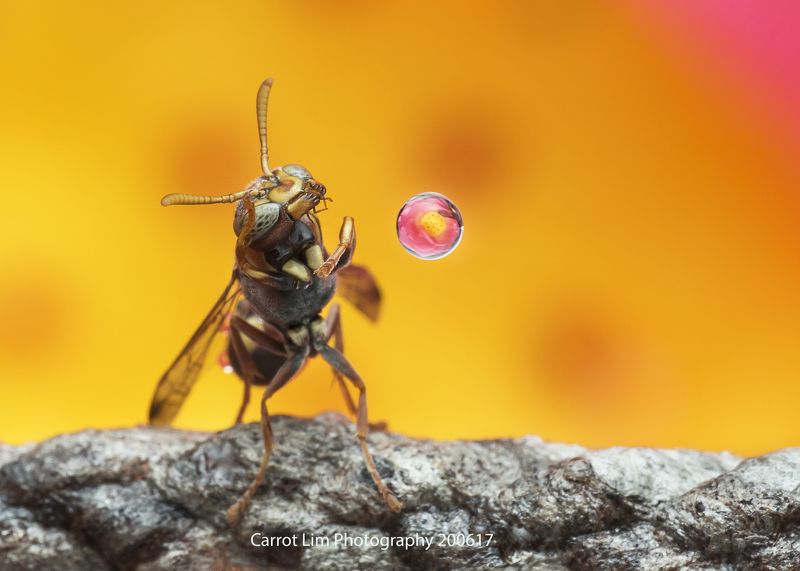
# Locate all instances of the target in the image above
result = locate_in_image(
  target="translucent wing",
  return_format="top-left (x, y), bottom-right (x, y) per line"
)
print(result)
top-left (336, 263), bottom-right (381, 322)
top-left (149, 271), bottom-right (242, 426)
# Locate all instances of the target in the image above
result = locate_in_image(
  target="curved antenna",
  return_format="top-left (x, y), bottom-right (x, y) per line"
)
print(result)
top-left (256, 78), bottom-right (273, 176)
top-left (160, 188), bottom-right (260, 206)
top-left (160, 79), bottom-right (276, 207)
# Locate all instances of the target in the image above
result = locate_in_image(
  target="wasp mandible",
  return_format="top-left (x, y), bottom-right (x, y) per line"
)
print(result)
top-left (149, 79), bottom-right (402, 524)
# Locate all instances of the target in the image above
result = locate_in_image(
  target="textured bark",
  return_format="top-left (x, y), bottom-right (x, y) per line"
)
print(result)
top-left (0, 414), bottom-right (798, 570)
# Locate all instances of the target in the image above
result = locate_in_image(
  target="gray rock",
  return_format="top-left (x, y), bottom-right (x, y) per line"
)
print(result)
top-left (0, 413), bottom-right (797, 570)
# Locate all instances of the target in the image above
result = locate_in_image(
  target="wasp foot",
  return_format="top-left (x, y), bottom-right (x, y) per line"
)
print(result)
top-left (315, 260), bottom-right (336, 278)
top-left (227, 502), bottom-right (244, 526)
top-left (383, 489), bottom-right (403, 513)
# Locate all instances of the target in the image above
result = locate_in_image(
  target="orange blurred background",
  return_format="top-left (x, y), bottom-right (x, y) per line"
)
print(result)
top-left (2, 1), bottom-right (800, 455)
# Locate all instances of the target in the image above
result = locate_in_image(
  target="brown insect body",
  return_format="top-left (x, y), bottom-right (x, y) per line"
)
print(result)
top-left (149, 79), bottom-right (401, 524)
top-left (240, 268), bottom-right (336, 329)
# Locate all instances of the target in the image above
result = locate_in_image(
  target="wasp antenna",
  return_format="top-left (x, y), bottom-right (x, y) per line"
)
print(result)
top-left (257, 78), bottom-right (274, 176)
top-left (160, 189), bottom-right (257, 206)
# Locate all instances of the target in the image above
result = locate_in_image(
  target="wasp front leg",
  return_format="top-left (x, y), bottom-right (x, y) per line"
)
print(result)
top-left (325, 303), bottom-right (388, 431)
top-left (315, 216), bottom-right (355, 278)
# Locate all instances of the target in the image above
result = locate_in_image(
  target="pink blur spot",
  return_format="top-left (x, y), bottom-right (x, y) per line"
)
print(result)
top-left (397, 193), bottom-right (464, 260)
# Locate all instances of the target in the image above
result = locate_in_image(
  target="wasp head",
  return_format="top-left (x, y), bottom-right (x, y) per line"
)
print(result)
top-left (267, 164), bottom-right (331, 213)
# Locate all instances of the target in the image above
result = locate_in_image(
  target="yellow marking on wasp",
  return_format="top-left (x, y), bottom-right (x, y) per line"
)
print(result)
top-left (305, 244), bottom-right (324, 270)
top-left (281, 259), bottom-right (311, 282)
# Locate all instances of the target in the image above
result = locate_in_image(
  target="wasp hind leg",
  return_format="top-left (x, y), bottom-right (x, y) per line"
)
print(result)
top-left (324, 304), bottom-right (356, 416)
top-left (226, 317), bottom-right (297, 526)
top-left (228, 315), bottom-right (287, 424)
top-left (324, 305), bottom-right (387, 432)
top-left (227, 347), bottom-right (308, 525)
top-left (318, 344), bottom-right (402, 512)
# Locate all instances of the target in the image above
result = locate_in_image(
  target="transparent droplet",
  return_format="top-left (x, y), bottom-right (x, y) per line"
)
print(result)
top-left (396, 192), bottom-right (463, 260)
top-left (218, 350), bottom-right (234, 374)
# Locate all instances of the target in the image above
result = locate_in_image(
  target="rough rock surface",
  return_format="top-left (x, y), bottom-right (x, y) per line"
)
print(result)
top-left (0, 414), bottom-right (798, 570)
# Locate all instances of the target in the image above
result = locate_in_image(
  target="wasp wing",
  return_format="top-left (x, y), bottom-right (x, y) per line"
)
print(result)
top-left (149, 271), bottom-right (242, 426)
top-left (336, 263), bottom-right (381, 322)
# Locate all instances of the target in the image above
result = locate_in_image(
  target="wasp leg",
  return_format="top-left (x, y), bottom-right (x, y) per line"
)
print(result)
top-left (325, 305), bottom-right (387, 432)
top-left (228, 316), bottom-right (287, 424)
top-left (238, 265), bottom-right (298, 289)
top-left (315, 216), bottom-right (355, 278)
top-left (227, 347), bottom-right (309, 525)
top-left (319, 345), bottom-right (402, 512)
top-left (323, 304), bottom-right (356, 416)
top-left (229, 326), bottom-right (262, 425)
top-left (235, 380), bottom-right (249, 425)
top-left (230, 315), bottom-right (286, 353)
top-left (306, 212), bottom-right (323, 248)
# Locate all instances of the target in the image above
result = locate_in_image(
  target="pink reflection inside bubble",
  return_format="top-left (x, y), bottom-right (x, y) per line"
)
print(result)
top-left (396, 192), bottom-right (463, 259)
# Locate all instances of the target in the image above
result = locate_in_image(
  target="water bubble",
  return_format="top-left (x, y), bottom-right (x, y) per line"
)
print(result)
top-left (396, 192), bottom-right (463, 259)
top-left (218, 350), bottom-right (234, 374)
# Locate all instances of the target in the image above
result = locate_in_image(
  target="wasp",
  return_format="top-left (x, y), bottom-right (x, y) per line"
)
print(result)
top-left (148, 79), bottom-right (402, 524)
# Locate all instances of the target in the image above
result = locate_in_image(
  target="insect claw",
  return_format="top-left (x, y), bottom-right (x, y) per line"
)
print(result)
top-left (315, 261), bottom-right (335, 278)
top-left (312, 196), bottom-right (332, 214)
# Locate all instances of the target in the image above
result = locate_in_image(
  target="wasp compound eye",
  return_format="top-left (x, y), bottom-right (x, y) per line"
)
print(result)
top-left (396, 192), bottom-right (463, 260)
